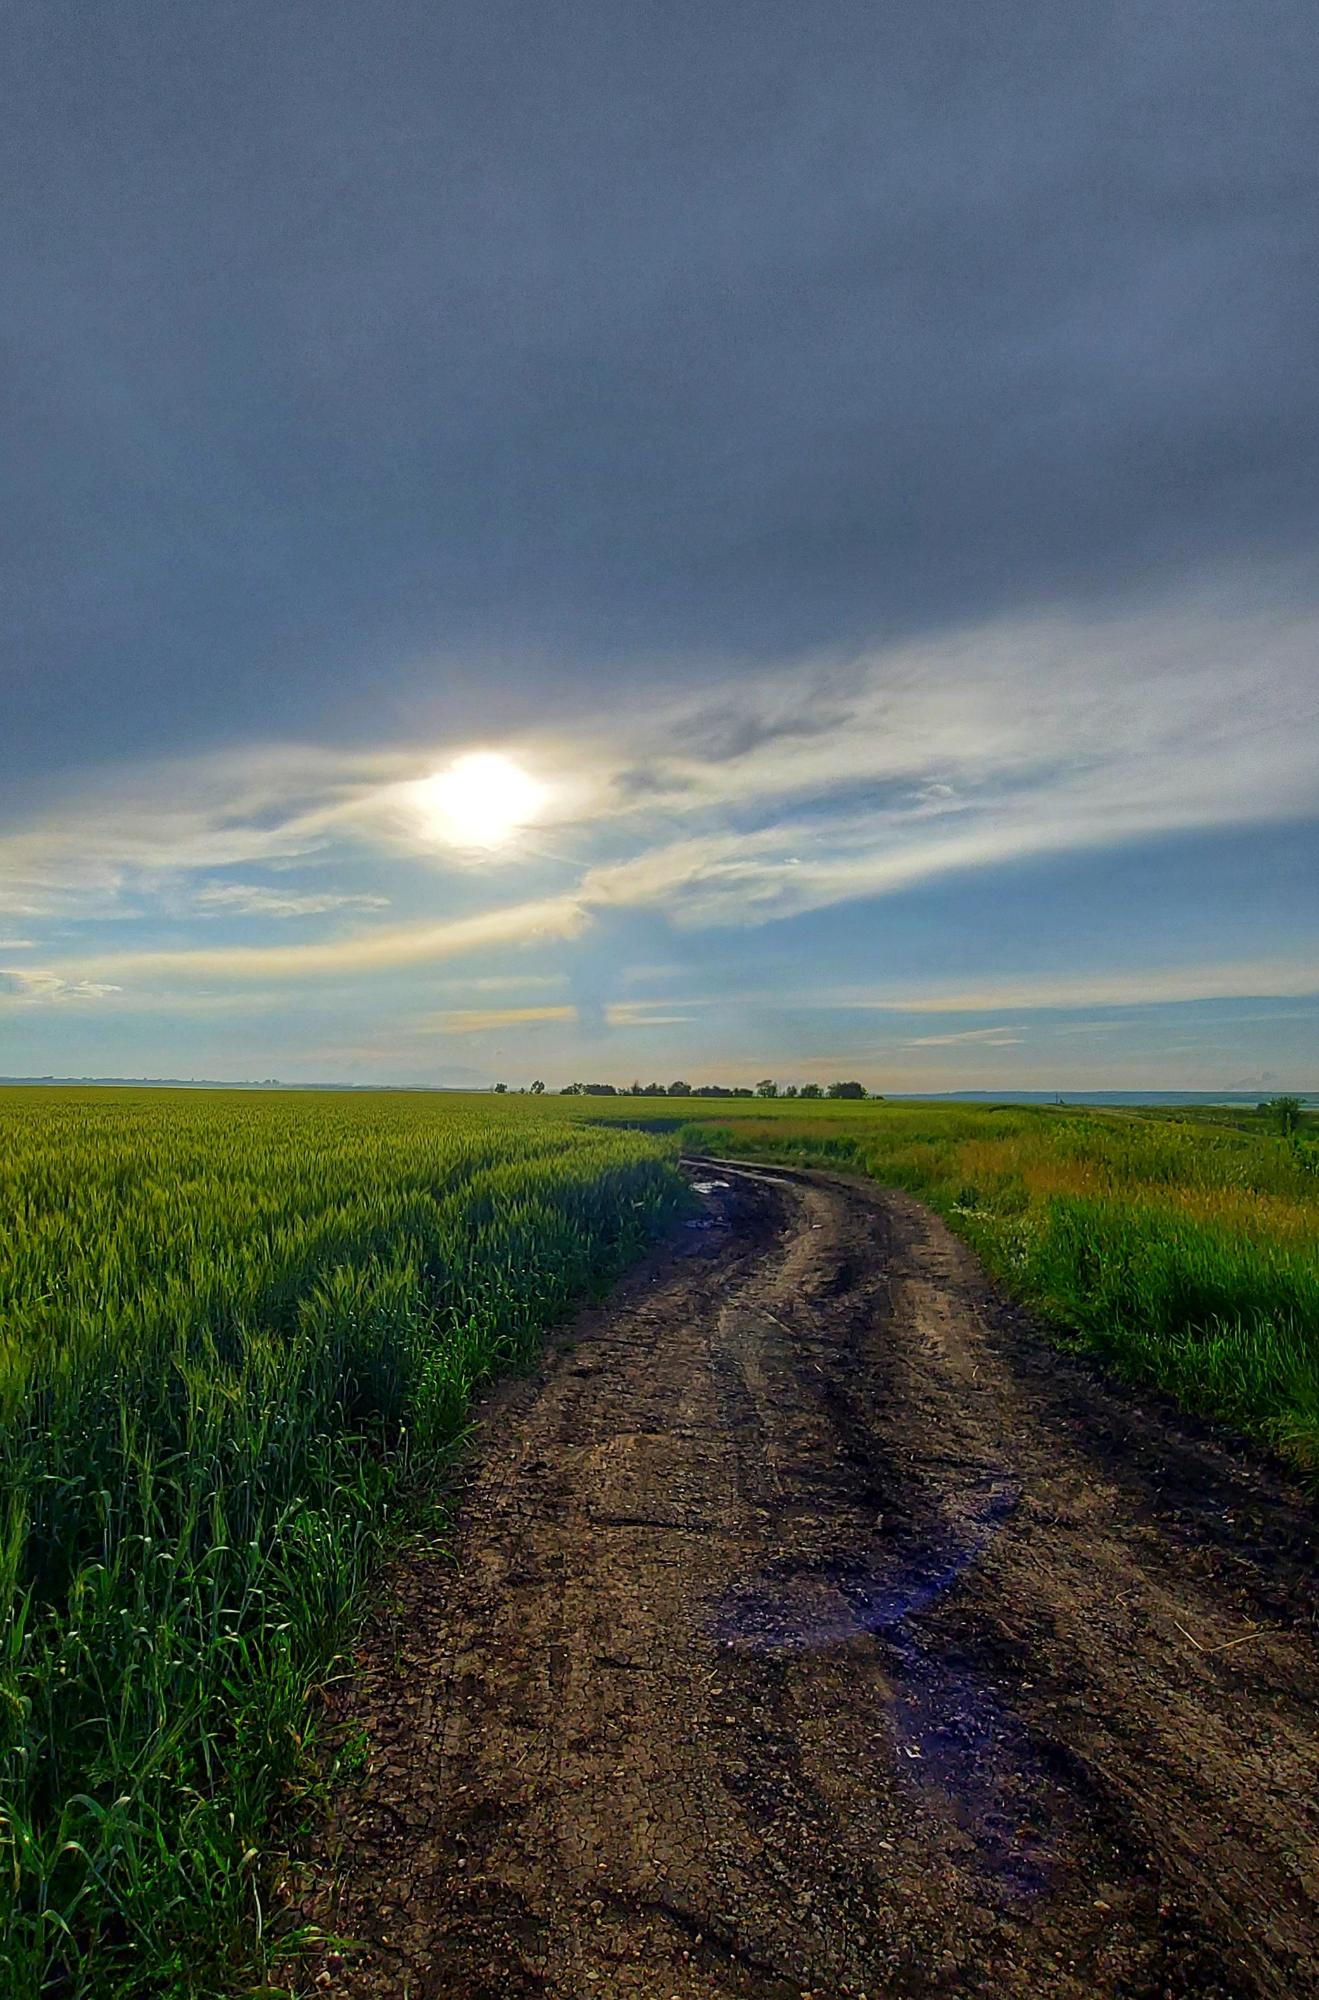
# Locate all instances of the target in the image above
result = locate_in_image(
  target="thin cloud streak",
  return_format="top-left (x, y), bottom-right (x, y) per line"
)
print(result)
top-left (605, 1004), bottom-right (698, 1028)
top-left (25, 896), bottom-right (586, 983)
top-left (194, 884), bottom-right (392, 918)
top-left (817, 959), bottom-right (1319, 1015)
top-left (904, 1027), bottom-right (1024, 1047)
top-left (0, 971), bottom-right (123, 1005)
top-left (422, 998), bottom-right (698, 1036)
top-left (426, 1004), bottom-right (575, 1034)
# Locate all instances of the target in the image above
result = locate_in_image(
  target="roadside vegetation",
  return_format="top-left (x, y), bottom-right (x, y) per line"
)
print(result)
top-left (0, 1088), bottom-right (685, 1997)
top-left (597, 1095), bottom-right (1319, 1475)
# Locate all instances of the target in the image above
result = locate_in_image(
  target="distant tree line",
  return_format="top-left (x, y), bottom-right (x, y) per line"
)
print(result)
top-left (554, 1079), bottom-right (873, 1099)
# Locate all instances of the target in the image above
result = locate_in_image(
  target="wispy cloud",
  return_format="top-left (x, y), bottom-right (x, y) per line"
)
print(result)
top-left (605, 1001), bottom-right (698, 1028)
top-left (423, 996), bottom-right (698, 1035)
top-left (0, 745), bottom-right (411, 919)
top-left (469, 973), bottom-right (565, 993)
top-left (426, 1004), bottom-right (575, 1035)
top-left (574, 599), bottom-right (1319, 929)
top-left (592, 589), bottom-right (1315, 803)
top-left (30, 896), bottom-right (586, 984)
top-left (0, 971), bottom-right (123, 1005)
top-left (903, 1026), bottom-right (1024, 1047)
top-left (194, 884), bottom-right (391, 918)
top-left (815, 958), bottom-right (1319, 1015)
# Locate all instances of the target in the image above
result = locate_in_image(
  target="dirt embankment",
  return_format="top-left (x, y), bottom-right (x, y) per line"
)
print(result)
top-left (303, 1164), bottom-right (1318, 1998)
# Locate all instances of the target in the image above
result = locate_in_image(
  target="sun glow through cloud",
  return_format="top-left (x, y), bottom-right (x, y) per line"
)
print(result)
top-left (415, 752), bottom-right (546, 850)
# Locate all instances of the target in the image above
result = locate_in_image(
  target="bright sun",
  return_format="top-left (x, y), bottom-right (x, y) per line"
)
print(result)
top-left (417, 751), bottom-right (546, 849)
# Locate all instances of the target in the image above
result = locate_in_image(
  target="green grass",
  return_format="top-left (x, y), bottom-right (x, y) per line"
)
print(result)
top-left (593, 1095), bottom-right (1319, 1473)
top-left (0, 1088), bottom-right (687, 1997)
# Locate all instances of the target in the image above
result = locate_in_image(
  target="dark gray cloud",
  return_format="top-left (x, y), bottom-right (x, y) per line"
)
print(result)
top-left (3, 0), bottom-right (1317, 786)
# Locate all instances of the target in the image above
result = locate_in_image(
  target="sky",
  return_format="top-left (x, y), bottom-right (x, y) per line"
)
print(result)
top-left (2, 0), bottom-right (1318, 1091)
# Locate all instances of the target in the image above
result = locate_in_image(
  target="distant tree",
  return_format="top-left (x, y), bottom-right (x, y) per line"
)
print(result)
top-left (642, 1081), bottom-right (665, 1096)
top-left (755, 1078), bottom-right (778, 1098)
top-left (827, 1080), bottom-right (866, 1099)
top-left (493, 1082), bottom-right (508, 1093)
top-left (1259, 1094), bottom-right (1303, 1135)
top-left (561, 1082), bottom-right (584, 1095)
top-left (667, 1080), bottom-right (692, 1096)
top-left (782, 1083), bottom-right (799, 1098)
top-left (799, 1082), bottom-right (823, 1099)
top-left (530, 1079), bottom-right (545, 1095)
top-left (733, 1087), bottom-right (754, 1097)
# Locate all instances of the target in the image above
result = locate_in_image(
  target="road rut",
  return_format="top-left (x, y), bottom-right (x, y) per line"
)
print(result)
top-left (304, 1164), bottom-right (1318, 1998)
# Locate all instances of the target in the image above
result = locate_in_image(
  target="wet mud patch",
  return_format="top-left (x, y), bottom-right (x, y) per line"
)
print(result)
top-left (712, 1477), bottom-right (1075, 1904)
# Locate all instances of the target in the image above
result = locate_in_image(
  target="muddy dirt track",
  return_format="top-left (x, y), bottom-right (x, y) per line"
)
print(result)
top-left (305, 1164), bottom-right (1319, 1998)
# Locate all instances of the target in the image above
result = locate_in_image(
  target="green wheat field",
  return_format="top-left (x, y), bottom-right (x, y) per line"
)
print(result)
top-left (1, 1085), bottom-right (1315, 1995)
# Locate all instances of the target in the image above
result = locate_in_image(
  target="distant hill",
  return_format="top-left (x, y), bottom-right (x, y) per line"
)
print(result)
top-left (887, 1089), bottom-right (1316, 1106)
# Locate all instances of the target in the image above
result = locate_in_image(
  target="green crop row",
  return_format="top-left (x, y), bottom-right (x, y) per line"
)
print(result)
top-left (0, 1089), bottom-right (686, 1998)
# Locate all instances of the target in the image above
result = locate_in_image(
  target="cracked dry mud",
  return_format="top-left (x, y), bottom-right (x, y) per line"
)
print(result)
top-left (302, 1164), bottom-right (1319, 1998)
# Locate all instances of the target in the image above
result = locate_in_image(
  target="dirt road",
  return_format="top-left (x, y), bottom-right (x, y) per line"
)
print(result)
top-left (305, 1164), bottom-right (1319, 1998)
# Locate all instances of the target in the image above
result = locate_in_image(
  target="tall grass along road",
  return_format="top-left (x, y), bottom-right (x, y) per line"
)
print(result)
top-left (304, 1163), bottom-right (1318, 1997)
